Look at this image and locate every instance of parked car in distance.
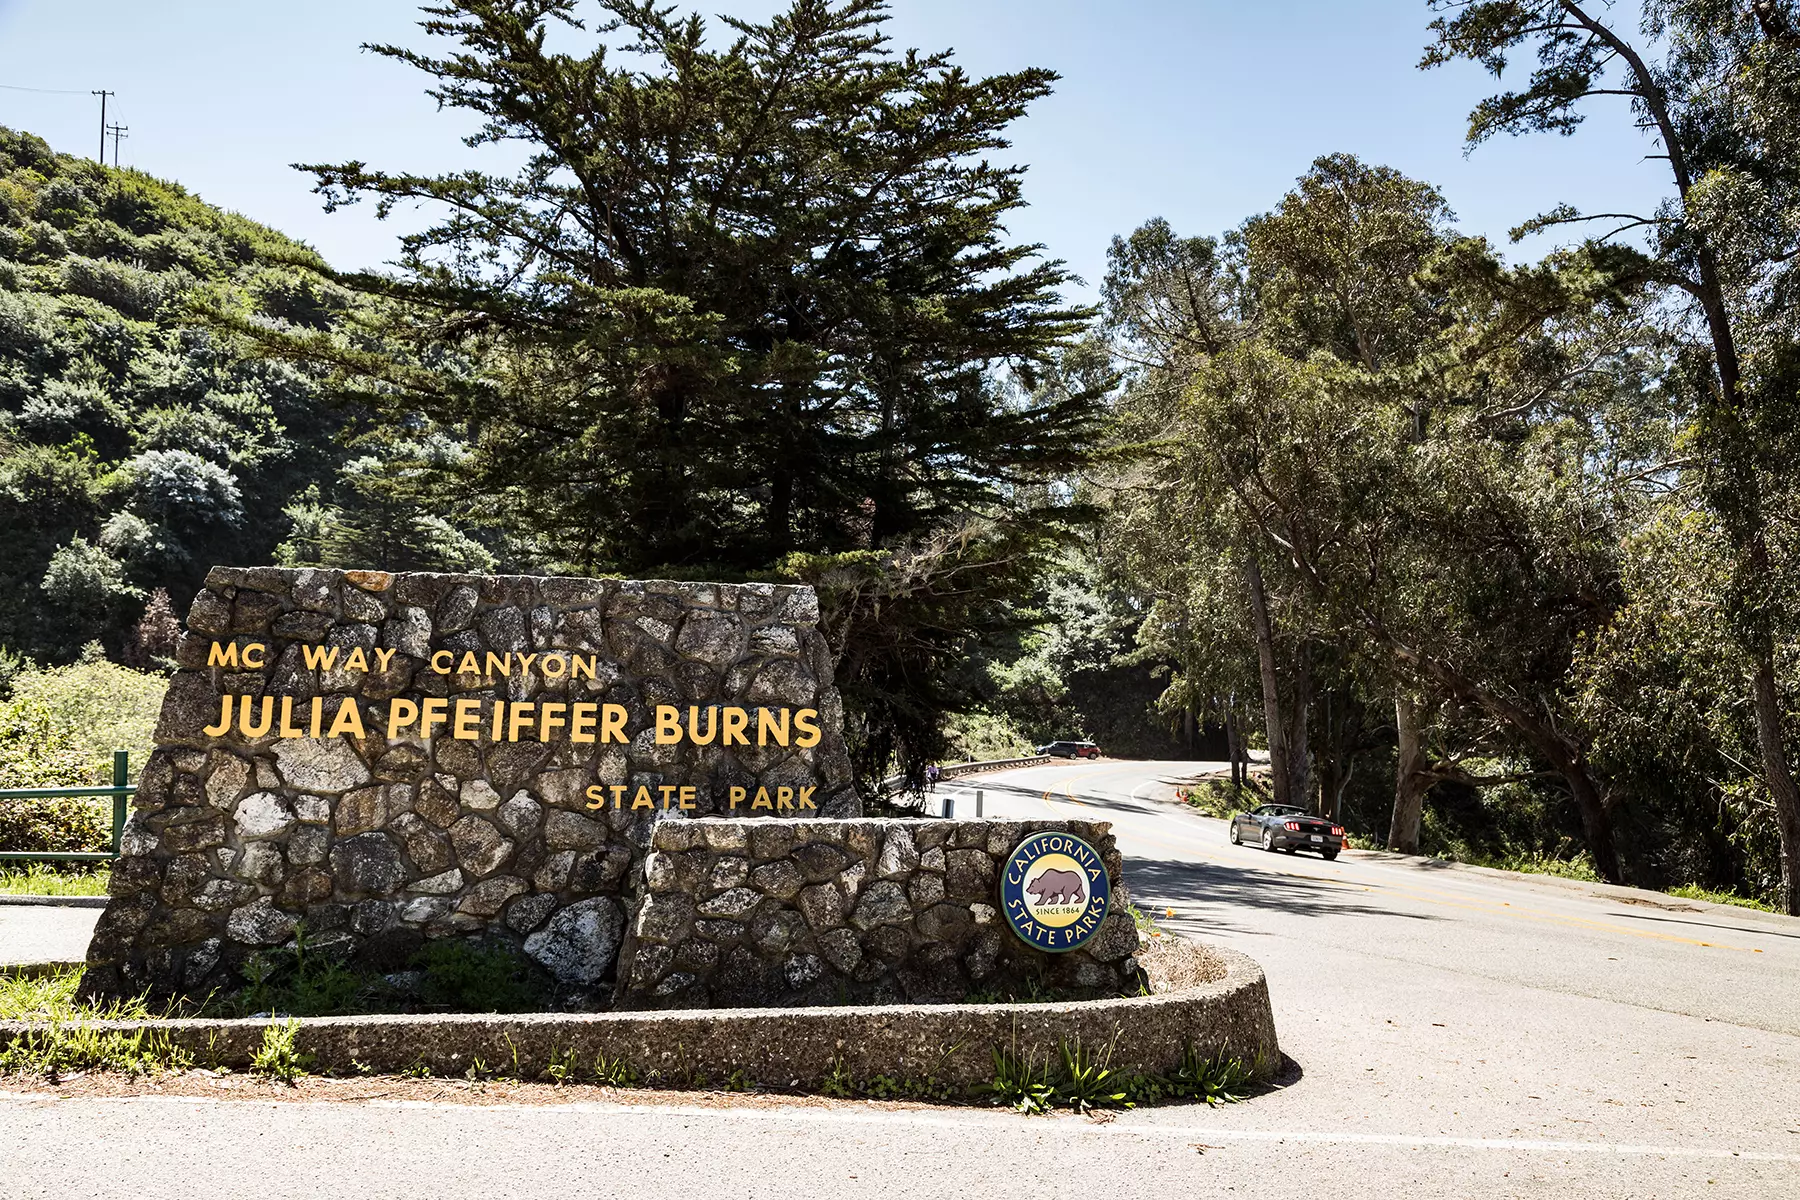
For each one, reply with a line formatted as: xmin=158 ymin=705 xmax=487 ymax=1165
xmin=1229 ymin=803 xmax=1345 ymax=860
xmin=1037 ymin=740 xmax=1101 ymax=760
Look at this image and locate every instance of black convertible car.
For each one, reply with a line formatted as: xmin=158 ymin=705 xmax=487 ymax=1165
xmin=1229 ymin=804 xmax=1345 ymax=860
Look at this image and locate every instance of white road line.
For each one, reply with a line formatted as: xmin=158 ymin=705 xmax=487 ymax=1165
xmin=5 ymin=1092 xmax=1796 ymax=1162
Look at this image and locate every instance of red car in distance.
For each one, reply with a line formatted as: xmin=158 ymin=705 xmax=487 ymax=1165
xmin=1037 ymin=740 xmax=1101 ymax=760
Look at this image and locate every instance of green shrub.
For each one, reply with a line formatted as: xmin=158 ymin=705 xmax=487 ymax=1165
xmin=1668 ymin=883 xmax=1774 ymax=912
xmin=0 ymin=645 xmax=26 ymax=697
xmin=1178 ymin=778 xmax=1257 ymax=819
xmin=0 ymin=658 xmax=162 ymax=852
xmin=0 ymin=658 xmax=164 ymax=787
xmin=0 ymin=794 xmax=107 ymax=853
xmin=413 ymin=939 xmax=552 ymax=1013
xmin=1055 ymin=1033 xmax=1126 ymax=1112
xmin=249 ymin=1019 xmax=310 ymax=1083
xmin=942 ymin=711 xmax=1033 ymax=762
xmin=60 ymin=255 xmax=169 ymax=320
xmin=986 ymin=1040 xmax=1057 ymax=1113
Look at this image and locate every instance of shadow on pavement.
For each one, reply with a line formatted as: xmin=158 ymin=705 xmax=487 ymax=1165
xmin=1122 ymin=855 xmax=1442 ymax=937
xmin=1605 ymin=909 xmax=1800 ymax=941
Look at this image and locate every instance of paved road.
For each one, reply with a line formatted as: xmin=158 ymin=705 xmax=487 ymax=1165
xmin=0 ymin=902 xmax=99 ymax=968
xmin=4 ymin=759 xmax=1799 ymax=1198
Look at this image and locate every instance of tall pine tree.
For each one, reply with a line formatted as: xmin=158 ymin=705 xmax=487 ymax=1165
xmin=283 ymin=0 xmax=1099 ymax=575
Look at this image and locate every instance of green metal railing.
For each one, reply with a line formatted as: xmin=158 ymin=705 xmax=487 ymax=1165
xmin=0 ymin=750 xmax=134 ymax=863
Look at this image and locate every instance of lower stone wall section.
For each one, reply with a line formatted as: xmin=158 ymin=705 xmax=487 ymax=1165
xmin=1 ymin=939 xmax=1279 ymax=1089
xmin=615 ymin=818 xmax=1141 ymax=1008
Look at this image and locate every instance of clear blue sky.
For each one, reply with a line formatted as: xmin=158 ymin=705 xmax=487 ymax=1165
xmin=0 ymin=0 xmax=1671 ymax=297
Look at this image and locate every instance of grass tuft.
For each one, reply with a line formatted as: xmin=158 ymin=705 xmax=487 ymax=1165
xmin=1667 ymin=883 xmax=1774 ymax=912
xmin=0 ymin=864 xmax=111 ymax=896
xmin=0 ymin=965 xmax=158 ymax=1022
xmin=248 ymin=1019 xmax=310 ymax=1083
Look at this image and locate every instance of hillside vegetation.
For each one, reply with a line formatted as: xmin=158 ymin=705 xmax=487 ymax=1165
xmin=0 ymin=126 xmax=491 ymax=665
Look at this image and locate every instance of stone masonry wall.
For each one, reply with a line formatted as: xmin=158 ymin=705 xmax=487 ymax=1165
xmin=614 ymin=819 xmax=1143 ymax=1008
xmin=82 ymin=567 xmax=856 ymax=1002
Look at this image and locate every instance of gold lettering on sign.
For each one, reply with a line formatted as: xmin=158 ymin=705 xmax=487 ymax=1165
xmin=538 ymin=701 xmax=567 ymax=743
xmin=209 ymin=691 xmax=825 ymax=751
xmin=387 ymin=699 xmax=420 ymax=739
xmin=208 ymin=642 xmax=266 ymax=669
xmin=570 ymin=702 xmax=597 ymax=743
xmin=326 ymin=697 xmax=365 ymax=739
xmin=421 ymin=697 xmax=449 ymax=740
xmin=277 ymin=697 xmax=304 ymax=739
xmin=453 ymin=698 xmax=482 ymax=740
xmin=241 ymin=696 xmax=274 ymax=737
xmin=203 ymin=695 xmax=234 ymax=737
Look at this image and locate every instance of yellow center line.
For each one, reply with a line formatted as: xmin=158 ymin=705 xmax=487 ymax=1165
xmin=1025 ymin=763 xmax=1758 ymax=954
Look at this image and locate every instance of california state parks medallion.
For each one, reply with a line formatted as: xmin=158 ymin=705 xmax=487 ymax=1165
xmin=1000 ymin=830 xmax=1112 ymax=953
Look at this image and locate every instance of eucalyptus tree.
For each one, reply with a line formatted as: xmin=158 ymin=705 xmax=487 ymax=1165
xmin=1102 ymin=217 xmax=1322 ymax=810
xmin=1422 ymin=0 xmax=1800 ymax=909
xmin=1107 ymin=156 xmax=1669 ymax=878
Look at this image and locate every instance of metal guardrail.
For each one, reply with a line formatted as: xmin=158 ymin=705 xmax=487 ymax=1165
xmin=877 ymin=754 xmax=1056 ymax=819
xmin=0 ymin=750 xmax=133 ymax=863
xmin=938 ymin=755 xmax=1051 ymax=780
xmin=880 ymin=754 xmax=1053 ymax=794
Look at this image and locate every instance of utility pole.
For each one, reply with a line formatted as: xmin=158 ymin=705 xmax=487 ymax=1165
xmin=105 ymin=123 xmax=128 ymax=167
xmin=90 ymin=90 xmax=113 ymax=163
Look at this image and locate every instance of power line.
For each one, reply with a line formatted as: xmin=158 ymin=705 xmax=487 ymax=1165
xmin=105 ymin=122 xmax=128 ymax=167
xmin=0 ymin=82 xmax=90 ymax=95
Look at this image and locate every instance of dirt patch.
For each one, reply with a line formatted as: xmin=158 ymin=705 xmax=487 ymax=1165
xmin=0 ymin=1071 xmax=958 ymax=1111
xmin=1137 ymin=937 xmax=1227 ymax=991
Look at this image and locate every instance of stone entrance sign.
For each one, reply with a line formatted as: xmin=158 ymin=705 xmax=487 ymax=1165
xmin=82 ymin=567 xmax=856 ymax=1001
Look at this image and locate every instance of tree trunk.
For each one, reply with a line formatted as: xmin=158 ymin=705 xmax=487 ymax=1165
xmin=1389 ymin=694 xmax=1430 ymax=854
xmin=1383 ymin=640 xmax=1624 ymax=882
xmin=1559 ymin=752 xmax=1621 ymax=884
xmin=1751 ymin=652 xmax=1800 ymax=916
xmin=1319 ymin=689 xmax=1339 ymax=819
xmin=1286 ymin=643 xmax=1313 ymax=812
xmin=1244 ymin=557 xmax=1292 ymax=806
xmin=1332 ymin=757 xmax=1354 ymax=824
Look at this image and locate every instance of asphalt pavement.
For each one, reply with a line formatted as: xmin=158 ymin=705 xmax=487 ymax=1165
xmin=0 ymin=901 xmax=100 ymax=968
xmin=3 ymin=758 xmax=1798 ymax=1198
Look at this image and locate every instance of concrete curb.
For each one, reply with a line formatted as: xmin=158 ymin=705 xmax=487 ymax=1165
xmin=0 ymin=895 xmax=109 ymax=908
xmin=0 ymin=938 xmax=1279 ymax=1090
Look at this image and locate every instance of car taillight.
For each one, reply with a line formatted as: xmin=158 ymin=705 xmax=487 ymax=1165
xmin=1284 ymin=821 xmax=1300 ymax=831
xmin=1331 ymin=826 xmax=1344 ymax=836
